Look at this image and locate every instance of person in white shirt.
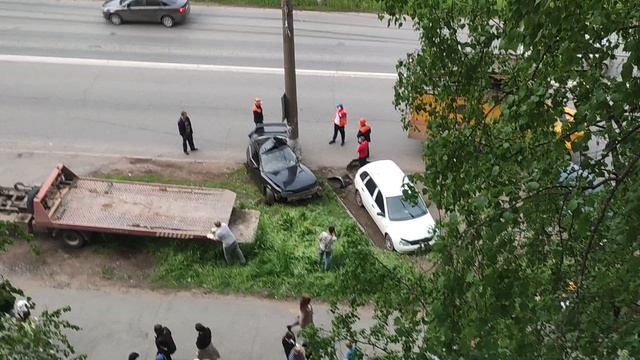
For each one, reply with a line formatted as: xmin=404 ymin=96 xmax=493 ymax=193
xmin=317 ymin=226 xmax=337 ymax=271
xmin=208 ymin=221 xmax=246 ymax=265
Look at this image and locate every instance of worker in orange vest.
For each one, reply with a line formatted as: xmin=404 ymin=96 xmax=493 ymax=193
xmin=252 ymin=97 xmax=263 ymax=126
xmin=329 ymin=104 xmax=347 ymax=146
xmin=356 ymin=117 xmax=371 ymax=158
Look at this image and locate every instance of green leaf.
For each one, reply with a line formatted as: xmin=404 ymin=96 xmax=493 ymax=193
xmin=526 ymin=181 xmax=540 ymax=191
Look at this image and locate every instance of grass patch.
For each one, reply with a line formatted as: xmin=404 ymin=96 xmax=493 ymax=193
xmin=101 ymin=167 xmax=416 ymax=300
xmin=198 ymin=0 xmax=381 ymax=12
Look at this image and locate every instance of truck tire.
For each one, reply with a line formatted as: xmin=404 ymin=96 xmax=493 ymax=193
xmin=59 ymin=230 xmax=88 ymax=249
xmin=26 ymin=186 xmax=40 ymax=214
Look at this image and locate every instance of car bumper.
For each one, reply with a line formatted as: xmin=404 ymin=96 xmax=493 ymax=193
xmin=102 ymin=11 xmax=111 ymax=20
xmin=395 ymin=237 xmax=436 ymax=253
xmin=280 ymin=186 xmax=323 ymax=202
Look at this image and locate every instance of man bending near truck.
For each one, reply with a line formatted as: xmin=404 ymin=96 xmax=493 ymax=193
xmin=208 ymin=221 xmax=246 ymax=265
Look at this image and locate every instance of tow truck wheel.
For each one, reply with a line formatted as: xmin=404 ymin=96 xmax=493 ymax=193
xmin=264 ymin=186 xmax=276 ymax=205
xmin=60 ymin=230 xmax=88 ymax=249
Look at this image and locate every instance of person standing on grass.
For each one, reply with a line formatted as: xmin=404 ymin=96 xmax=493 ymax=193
xmin=154 ymin=324 xmax=177 ymax=360
xmin=178 ymin=111 xmax=198 ymax=155
xmin=329 ymin=104 xmax=347 ymax=146
xmin=318 ymin=226 xmax=337 ymax=271
xmin=195 ymin=322 xmax=221 ymax=360
xmin=290 ymin=296 xmax=314 ymax=331
xmin=356 ymin=136 xmax=369 ymax=168
xmin=208 ymin=220 xmax=246 ymax=265
xmin=252 ymin=97 xmax=264 ymax=126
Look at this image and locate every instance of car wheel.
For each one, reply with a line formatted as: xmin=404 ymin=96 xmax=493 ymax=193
xmin=60 ymin=230 xmax=88 ymax=249
xmin=161 ymin=15 xmax=175 ymax=28
xmin=385 ymin=234 xmax=395 ymax=252
xmin=355 ymin=190 xmax=364 ymax=207
xmin=109 ymin=13 xmax=123 ymax=25
xmin=264 ymin=186 xmax=276 ymax=205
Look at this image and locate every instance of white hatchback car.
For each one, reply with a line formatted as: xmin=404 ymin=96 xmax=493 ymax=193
xmin=354 ymin=160 xmax=437 ymax=253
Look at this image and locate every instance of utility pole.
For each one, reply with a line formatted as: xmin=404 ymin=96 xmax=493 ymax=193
xmin=282 ymin=0 xmax=300 ymax=154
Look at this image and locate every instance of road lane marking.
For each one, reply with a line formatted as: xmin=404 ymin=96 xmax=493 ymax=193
xmin=0 ymin=147 xmax=235 ymax=164
xmin=0 ymin=54 xmax=398 ymax=80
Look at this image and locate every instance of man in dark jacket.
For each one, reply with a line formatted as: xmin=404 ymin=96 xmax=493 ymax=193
xmin=154 ymin=324 xmax=177 ymax=360
xmin=178 ymin=111 xmax=198 ymax=155
xmin=195 ymin=322 xmax=221 ymax=359
xmin=281 ymin=325 xmax=296 ymax=359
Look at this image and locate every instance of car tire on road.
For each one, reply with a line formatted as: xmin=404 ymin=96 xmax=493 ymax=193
xmin=355 ymin=190 xmax=364 ymax=207
xmin=264 ymin=186 xmax=276 ymax=205
xmin=385 ymin=234 xmax=395 ymax=252
xmin=59 ymin=230 xmax=88 ymax=249
xmin=161 ymin=15 xmax=175 ymax=28
xmin=109 ymin=13 xmax=123 ymax=25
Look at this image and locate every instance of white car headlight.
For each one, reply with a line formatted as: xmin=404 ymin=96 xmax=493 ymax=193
xmin=399 ymin=239 xmax=411 ymax=247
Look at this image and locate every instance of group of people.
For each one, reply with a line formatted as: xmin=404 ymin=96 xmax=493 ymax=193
xmin=281 ymin=296 xmax=360 ymax=360
xmin=180 ymin=98 xmax=373 ymax=168
xmin=127 ymin=322 xmax=220 ymax=360
xmin=328 ymin=104 xmax=372 ymax=168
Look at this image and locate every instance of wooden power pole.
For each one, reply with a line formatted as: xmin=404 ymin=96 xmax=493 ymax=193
xmin=282 ymin=0 xmax=299 ymax=153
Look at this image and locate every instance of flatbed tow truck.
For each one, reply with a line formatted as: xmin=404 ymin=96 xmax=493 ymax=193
xmin=0 ymin=164 xmax=257 ymax=247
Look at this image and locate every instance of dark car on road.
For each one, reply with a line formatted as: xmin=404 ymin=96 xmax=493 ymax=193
xmin=246 ymin=123 xmax=322 ymax=205
xmin=102 ymin=0 xmax=190 ymax=28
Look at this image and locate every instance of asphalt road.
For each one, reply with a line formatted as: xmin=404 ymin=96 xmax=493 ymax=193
xmin=0 ymin=0 xmax=425 ymax=172
xmin=12 ymin=276 xmax=361 ymax=360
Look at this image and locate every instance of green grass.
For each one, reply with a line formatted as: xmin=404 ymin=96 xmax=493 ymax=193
xmin=101 ymin=167 xmax=414 ymax=300
xmin=198 ymin=0 xmax=381 ymax=12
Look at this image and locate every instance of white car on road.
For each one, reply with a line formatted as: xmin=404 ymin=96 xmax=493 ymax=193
xmin=354 ymin=160 xmax=437 ymax=253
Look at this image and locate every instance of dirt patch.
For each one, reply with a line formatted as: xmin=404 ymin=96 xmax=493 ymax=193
xmin=0 ymin=235 xmax=155 ymax=289
xmin=92 ymin=157 xmax=242 ymax=182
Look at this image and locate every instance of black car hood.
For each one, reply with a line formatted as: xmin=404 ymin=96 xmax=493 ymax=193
xmin=264 ymin=165 xmax=318 ymax=192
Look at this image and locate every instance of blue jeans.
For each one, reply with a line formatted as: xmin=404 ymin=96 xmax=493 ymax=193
xmin=318 ymin=249 xmax=332 ymax=271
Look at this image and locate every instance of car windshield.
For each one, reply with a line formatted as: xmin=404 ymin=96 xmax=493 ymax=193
xmin=387 ymin=195 xmax=428 ymax=221
xmin=261 ymin=146 xmax=298 ymax=173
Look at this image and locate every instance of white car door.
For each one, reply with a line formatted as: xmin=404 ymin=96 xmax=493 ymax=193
xmin=371 ymin=188 xmax=388 ymax=234
xmin=361 ymin=176 xmax=378 ymax=221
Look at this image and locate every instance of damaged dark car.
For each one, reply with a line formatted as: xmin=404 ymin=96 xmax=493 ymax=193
xmin=246 ymin=123 xmax=322 ymax=205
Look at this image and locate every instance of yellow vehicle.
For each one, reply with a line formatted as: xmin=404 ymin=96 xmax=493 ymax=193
xmin=408 ymin=95 xmax=584 ymax=151
xmin=553 ymin=107 xmax=585 ymax=151
xmin=407 ymin=94 xmax=501 ymax=140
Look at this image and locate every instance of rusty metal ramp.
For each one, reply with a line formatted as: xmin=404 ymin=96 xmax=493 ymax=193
xmin=51 ymin=178 xmax=236 ymax=239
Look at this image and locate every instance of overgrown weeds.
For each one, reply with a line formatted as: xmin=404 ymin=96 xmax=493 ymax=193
xmin=102 ymin=167 xmax=418 ymax=301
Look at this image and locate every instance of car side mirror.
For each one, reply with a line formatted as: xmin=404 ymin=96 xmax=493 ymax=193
xmin=376 ymin=211 xmax=384 ymax=217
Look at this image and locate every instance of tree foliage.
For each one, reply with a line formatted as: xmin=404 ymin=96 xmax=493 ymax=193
xmin=311 ymin=0 xmax=640 ymax=358
xmin=0 ymin=222 xmax=85 ymax=360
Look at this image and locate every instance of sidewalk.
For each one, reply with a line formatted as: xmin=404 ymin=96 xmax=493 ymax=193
xmin=12 ymin=276 xmax=351 ymax=360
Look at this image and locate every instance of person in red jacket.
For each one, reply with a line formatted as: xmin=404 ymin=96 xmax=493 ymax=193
xmin=329 ymin=104 xmax=347 ymax=146
xmin=356 ymin=117 xmax=371 ymax=158
xmin=252 ymin=97 xmax=264 ymax=126
xmin=357 ymin=136 xmax=369 ymax=167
